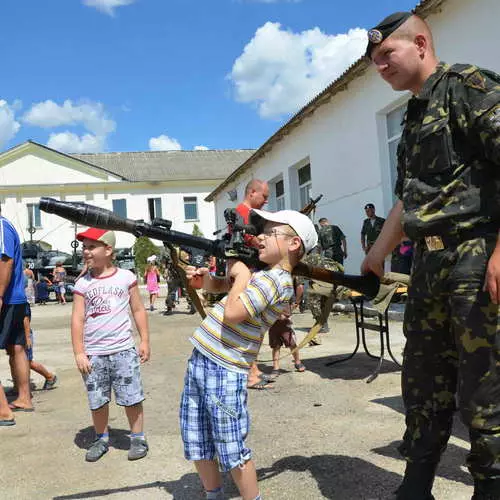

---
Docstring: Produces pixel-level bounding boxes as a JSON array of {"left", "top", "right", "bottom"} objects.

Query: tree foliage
[
  {"left": 192, "top": 223, "right": 204, "bottom": 237},
  {"left": 133, "top": 236, "right": 161, "bottom": 277}
]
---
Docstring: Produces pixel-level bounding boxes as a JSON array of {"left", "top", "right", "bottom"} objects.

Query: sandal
[
  {"left": 248, "top": 380, "right": 272, "bottom": 390},
  {"left": 294, "top": 363, "right": 306, "bottom": 372},
  {"left": 270, "top": 369, "right": 281, "bottom": 378},
  {"left": 259, "top": 373, "right": 276, "bottom": 383}
]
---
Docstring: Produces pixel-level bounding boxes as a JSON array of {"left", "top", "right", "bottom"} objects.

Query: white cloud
[
  {"left": 47, "top": 132, "right": 105, "bottom": 153},
  {"left": 23, "top": 100, "right": 115, "bottom": 153},
  {"left": 149, "top": 135, "right": 182, "bottom": 151},
  {"left": 229, "top": 22, "right": 367, "bottom": 118},
  {"left": 194, "top": 145, "right": 209, "bottom": 151},
  {"left": 0, "top": 100, "right": 21, "bottom": 149},
  {"left": 82, "top": 0, "right": 136, "bottom": 16},
  {"left": 23, "top": 100, "right": 115, "bottom": 136}
]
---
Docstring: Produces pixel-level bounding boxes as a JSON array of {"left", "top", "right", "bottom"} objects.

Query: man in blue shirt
[{"left": 0, "top": 211, "right": 31, "bottom": 420}]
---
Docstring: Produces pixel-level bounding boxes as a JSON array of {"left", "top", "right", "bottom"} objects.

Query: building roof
[
  {"left": 205, "top": 0, "right": 445, "bottom": 202},
  {"left": 71, "top": 149, "right": 256, "bottom": 182}
]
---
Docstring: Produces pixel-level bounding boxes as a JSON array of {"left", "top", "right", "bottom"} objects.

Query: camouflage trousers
[
  {"left": 400, "top": 234, "right": 500, "bottom": 480},
  {"left": 307, "top": 293, "right": 330, "bottom": 324}
]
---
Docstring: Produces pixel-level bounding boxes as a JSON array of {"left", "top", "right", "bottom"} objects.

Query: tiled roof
[
  {"left": 205, "top": 0, "right": 446, "bottom": 201},
  {"left": 70, "top": 149, "right": 256, "bottom": 183}
]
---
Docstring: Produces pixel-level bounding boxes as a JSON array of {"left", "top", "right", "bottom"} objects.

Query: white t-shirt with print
[{"left": 73, "top": 267, "right": 137, "bottom": 355}]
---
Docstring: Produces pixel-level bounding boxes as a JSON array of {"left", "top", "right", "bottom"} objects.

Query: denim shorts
[
  {"left": 180, "top": 349, "right": 250, "bottom": 472},
  {"left": 83, "top": 348, "right": 144, "bottom": 411}
]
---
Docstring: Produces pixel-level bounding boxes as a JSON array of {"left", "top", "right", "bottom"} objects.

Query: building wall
[{"left": 212, "top": 0, "right": 500, "bottom": 273}]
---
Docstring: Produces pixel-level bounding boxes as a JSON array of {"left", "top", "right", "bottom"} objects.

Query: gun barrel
[
  {"left": 292, "top": 262, "right": 380, "bottom": 299},
  {"left": 39, "top": 197, "right": 217, "bottom": 254}
]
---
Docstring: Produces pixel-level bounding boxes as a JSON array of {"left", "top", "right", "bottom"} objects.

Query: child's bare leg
[
  {"left": 124, "top": 402, "right": 144, "bottom": 434},
  {"left": 7, "top": 344, "right": 32, "bottom": 408},
  {"left": 230, "top": 459, "right": 260, "bottom": 500},
  {"left": 91, "top": 404, "right": 109, "bottom": 435},
  {"left": 195, "top": 459, "right": 223, "bottom": 492},
  {"left": 30, "top": 361, "right": 55, "bottom": 381},
  {"left": 272, "top": 347, "right": 280, "bottom": 371}
]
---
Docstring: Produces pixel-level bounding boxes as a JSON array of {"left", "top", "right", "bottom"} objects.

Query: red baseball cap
[{"left": 76, "top": 228, "right": 116, "bottom": 248}]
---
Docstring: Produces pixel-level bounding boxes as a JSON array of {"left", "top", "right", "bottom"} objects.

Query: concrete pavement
[{"left": 0, "top": 298, "right": 473, "bottom": 499}]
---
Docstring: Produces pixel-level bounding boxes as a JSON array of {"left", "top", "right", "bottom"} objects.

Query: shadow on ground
[
  {"left": 53, "top": 454, "right": 401, "bottom": 499},
  {"left": 74, "top": 426, "right": 131, "bottom": 451},
  {"left": 370, "top": 395, "right": 473, "bottom": 487},
  {"left": 371, "top": 395, "right": 471, "bottom": 443},
  {"left": 302, "top": 354, "right": 401, "bottom": 381}
]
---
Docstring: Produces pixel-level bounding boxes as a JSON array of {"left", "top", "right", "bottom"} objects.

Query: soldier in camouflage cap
[{"left": 362, "top": 11, "right": 500, "bottom": 500}]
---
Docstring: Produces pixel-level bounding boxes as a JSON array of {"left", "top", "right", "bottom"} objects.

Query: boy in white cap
[
  {"left": 72, "top": 228, "right": 150, "bottom": 462},
  {"left": 181, "top": 209, "right": 317, "bottom": 500}
]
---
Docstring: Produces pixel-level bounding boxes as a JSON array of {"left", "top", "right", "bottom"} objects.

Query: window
[
  {"left": 184, "top": 196, "right": 198, "bottom": 221},
  {"left": 112, "top": 199, "right": 127, "bottom": 218},
  {"left": 298, "top": 164, "right": 312, "bottom": 208},
  {"left": 275, "top": 179, "right": 285, "bottom": 211},
  {"left": 27, "top": 203, "right": 42, "bottom": 228},
  {"left": 386, "top": 105, "right": 407, "bottom": 195},
  {"left": 148, "top": 197, "right": 162, "bottom": 221}
]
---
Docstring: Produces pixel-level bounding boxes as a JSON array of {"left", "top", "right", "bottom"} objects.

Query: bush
[
  {"left": 133, "top": 237, "right": 161, "bottom": 278},
  {"left": 192, "top": 223, "right": 204, "bottom": 237}
]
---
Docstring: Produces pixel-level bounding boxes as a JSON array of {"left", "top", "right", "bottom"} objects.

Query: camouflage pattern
[
  {"left": 396, "top": 63, "right": 500, "bottom": 240},
  {"left": 361, "top": 216, "right": 386, "bottom": 250},
  {"left": 396, "top": 62, "right": 500, "bottom": 480},
  {"left": 302, "top": 251, "right": 344, "bottom": 324},
  {"left": 318, "top": 225, "right": 345, "bottom": 265}
]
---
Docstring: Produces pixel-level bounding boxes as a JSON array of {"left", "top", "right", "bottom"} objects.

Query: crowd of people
[{"left": 1, "top": 10, "right": 500, "bottom": 499}]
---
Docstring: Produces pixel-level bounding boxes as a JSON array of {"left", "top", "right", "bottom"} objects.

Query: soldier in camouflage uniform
[
  {"left": 363, "top": 12, "right": 500, "bottom": 499},
  {"left": 303, "top": 249, "right": 344, "bottom": 343}
]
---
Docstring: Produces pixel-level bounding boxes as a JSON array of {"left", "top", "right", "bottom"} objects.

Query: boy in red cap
[{"left": 72, "top": 228, "right": 150, "bottom": 462}]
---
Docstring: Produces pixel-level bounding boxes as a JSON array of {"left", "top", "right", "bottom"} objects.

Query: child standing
[
  {"left": 144, "top": 256, "right": 160, "bottom": 311},
  {"left": 181, "top": 209, "right": 317, "bottom": 500},
  {"left": 71, "top": 228, "right": 150, "bottom": 463},
  {"left": 268, "top": 278, "right": 306, "bottom": 377}
]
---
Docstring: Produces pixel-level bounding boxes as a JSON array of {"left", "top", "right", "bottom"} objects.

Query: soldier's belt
[{"left": 420, "top": 224, "right": 498, "bottom": 252}]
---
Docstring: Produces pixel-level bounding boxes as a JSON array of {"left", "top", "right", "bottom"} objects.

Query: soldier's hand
[
  {"left": 361, "top": 251, "right": 384, "bottom": 278},
  {"left": 484, "top": 250, "right": 500, "bottom": 304}
]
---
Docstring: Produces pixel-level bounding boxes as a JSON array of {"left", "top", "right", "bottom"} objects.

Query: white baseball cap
[
  {"left": 146, "top": 255, "right": 157, "bottom": 263},
  {"left": 251, "top": 209, "right": 318, "bottom": 253}
]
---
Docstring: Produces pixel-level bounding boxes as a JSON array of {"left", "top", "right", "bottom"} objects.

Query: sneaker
[
  {"left": 42, "top": 375, "right": 58, "bottom": 390},
  {"left": 319, "top": 325, "right": 330, "bottom": 334},
  {"left": 85, "top": 438, "right": 109, "bottom": 462},
  {"left": 128, "top": 437, "right": 149, "bottom": 461}
]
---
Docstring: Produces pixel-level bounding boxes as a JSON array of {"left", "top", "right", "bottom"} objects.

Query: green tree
[
  {"left": 133, "top": 236, "right": 160, "bottom": 278},
  {"left": 192, "top": 223, "right": 204, "bottom": 237}
]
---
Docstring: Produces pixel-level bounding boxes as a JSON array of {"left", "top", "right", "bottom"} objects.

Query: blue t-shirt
[{"left": 0, "top": 217, "right": 27, "bottom": 305}]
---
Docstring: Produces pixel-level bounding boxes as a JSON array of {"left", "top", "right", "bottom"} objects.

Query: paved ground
[{"left": 0, "top": 296, "right": 473, "bottom": 499}]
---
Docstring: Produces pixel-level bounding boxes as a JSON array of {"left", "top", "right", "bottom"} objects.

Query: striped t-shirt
[{"left": 191, "top": 268, "right": 294, "bottom": 373}]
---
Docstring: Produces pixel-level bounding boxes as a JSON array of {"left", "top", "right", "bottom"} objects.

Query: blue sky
[{"left": 0, "top": 0, "right": 416, "bottom": 154}]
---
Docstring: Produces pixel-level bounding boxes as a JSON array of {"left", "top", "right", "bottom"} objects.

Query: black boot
[
  {"left": 472, "top": 477, "right": 500, "bottom": 499},
  {"left": 394, "top": 462, "right": 438, "bottom": 500}
]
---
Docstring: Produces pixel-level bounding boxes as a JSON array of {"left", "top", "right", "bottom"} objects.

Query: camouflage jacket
[
  {"left": 395, "top": 62, "right": 500, "bottom": 239},
  {"left": 361, "top": 216, "right": 386, "bottom": 246}
]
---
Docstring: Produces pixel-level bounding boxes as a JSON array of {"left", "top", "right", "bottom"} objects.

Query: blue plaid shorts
[
  {"left": 83, "top": 348, "right": 144, "bottom": 411},
  {"left": 180, "top": 349, "right": 251, "bottom": 472}
]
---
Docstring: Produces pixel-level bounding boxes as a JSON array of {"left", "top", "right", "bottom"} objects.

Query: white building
[
  {"left": 206, "top": 0, "right": 499, "bottom": 273},
  {"left": 0, "top": 140, "right": 254, "bottom": 253}
]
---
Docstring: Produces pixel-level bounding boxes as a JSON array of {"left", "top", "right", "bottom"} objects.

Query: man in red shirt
[{"left": 235, "top": 179, "right": 271, "bottom": 389}]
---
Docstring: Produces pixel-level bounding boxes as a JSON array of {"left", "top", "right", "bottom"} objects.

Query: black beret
[{"left": 365, "top": 11, "right": 413, "bottom": 58}]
